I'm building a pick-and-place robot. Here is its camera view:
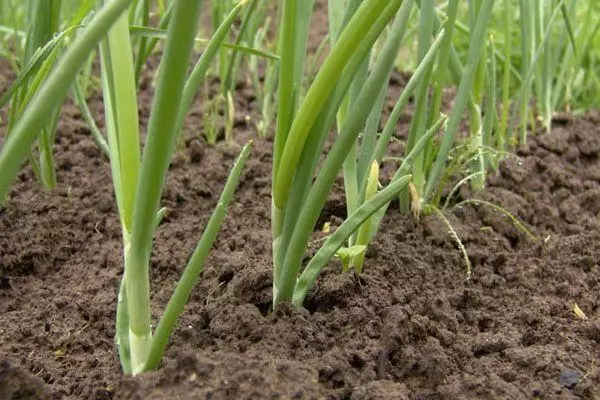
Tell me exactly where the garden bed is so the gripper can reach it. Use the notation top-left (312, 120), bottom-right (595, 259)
top-left (1, 1), bottom-right (600, 396)
top-left (1, 53), bottom-right (599, 398)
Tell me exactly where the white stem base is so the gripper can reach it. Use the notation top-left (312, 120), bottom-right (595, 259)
top-left (129, 330), bottom-right (152, 375)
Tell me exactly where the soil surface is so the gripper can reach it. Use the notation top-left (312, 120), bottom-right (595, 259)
top-left (1, 6), bottom-right (600, 400)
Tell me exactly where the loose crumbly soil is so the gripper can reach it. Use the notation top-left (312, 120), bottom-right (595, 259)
top-left (2, 6), bottom-right (600, 399)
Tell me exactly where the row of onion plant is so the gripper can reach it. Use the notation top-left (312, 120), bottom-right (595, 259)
top-left (0, 0), bottom-right (583, 377)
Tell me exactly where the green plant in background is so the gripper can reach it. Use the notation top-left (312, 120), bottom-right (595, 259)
top-left (392, 0), bottom-right (600, 146)
top-left (515, 0), bottom-right (600, 137)
top-left (248, 4), bottom-right (279, 138)
top-left (514, 0), bottom-right (570, 141)
top-left (134, 0), bottom-right (277, 145)
top-left (201, 90), bottom-right (222, 145)
top-left (0, 0), bottom-right (133, 202)
top-left (565, 1), bottom-right (600, 113)
top-left (455, 0), bottom-right (591, 143)
top-left (207, 0), bottom-right (246, 142)
top-left (8, 0), bottom-right (61, 190)
top-left (0, 0), bottom-right (101, 190)
top-left (123, 0), bottom-right (277, 145)
top-left (0, 1), bottom-right (23, 69)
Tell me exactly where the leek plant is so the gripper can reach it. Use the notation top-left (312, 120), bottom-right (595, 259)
top-left (100, 0), bottom-right (252, 375)
top-left (271, 0), bottom-right (454, 308)
top-left (332, 0), bottom-right (495, 261)
top-left (330, 0), bottom-right (444, 273)
top-left (352, 0), bottom-right (496, 207)
top-left (327, 0), bottom-right (506, 277)
top-left (0, 0), bottom-right (252, 375)
top-left (414, 0), bottom-right (495, 205)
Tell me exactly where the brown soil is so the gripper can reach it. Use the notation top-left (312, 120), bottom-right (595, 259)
top-left (2, 8), bottom-right (600, 400)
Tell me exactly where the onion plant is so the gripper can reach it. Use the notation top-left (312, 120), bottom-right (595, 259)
top-left (0, 0), bottom-right (252, 376)
top-left (100, 0), bottom-right (253, 375)
top-left (329, 0), bottom-right (495, 276)
top-left (270, 0), bottom-right (457, 308)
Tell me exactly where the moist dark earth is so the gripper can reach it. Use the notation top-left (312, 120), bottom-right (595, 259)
top-left (1, 8), bottom-right (600, 400)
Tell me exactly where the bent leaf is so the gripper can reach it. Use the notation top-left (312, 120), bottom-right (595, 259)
top-left (292, 174), bottom-right (412, 307)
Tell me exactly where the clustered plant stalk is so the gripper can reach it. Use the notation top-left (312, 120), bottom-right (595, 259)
top-left (0, 0), bottom-right (253, 376)
top-left (100, 0), bottom-right (253, 375)
top-left (269, 0), bottom-right (459, 308)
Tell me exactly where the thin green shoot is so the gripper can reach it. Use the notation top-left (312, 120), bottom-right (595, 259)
top-left (72, 78), bottom-right (110, 156)
top-left (426, 204), bottom-right (472, 279)
top-left (128, 26), bottom-right (279, 61)
top-left (442, 171), bottom-right (485, 210)
top-left (352, 161), bottom-right (379, 274)
top-left (454, 199), bottom-right (538, 241)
